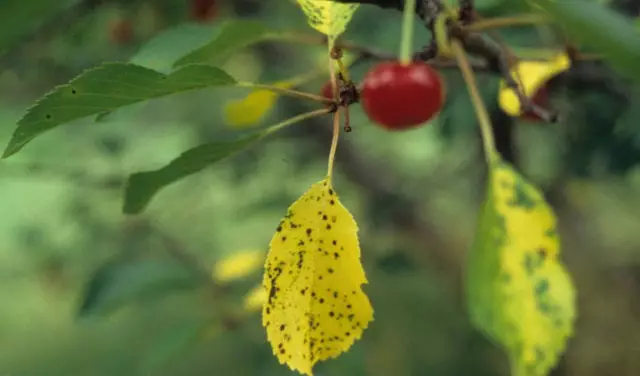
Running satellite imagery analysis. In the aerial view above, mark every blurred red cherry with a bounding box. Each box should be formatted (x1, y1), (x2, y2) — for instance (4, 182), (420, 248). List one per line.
(521, 85), (550, 122)
(190, 0), (219, 23)
(321, 80), (336, 101)
(109, 17), (134, 45)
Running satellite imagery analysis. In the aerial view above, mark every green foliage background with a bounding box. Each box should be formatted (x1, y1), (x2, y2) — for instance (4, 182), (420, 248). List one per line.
(1, 0), (639, 375)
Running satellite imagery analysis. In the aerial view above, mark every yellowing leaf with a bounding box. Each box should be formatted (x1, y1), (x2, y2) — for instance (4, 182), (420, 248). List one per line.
(244, 284), (268, 312)
(467, 158), (576, 376)
(213, 250), (264, 282)
(262, 178), (373, 376)
(296, 0), (359, 40)
(224, 82), (293, 128)
(498, 53), (570, 116)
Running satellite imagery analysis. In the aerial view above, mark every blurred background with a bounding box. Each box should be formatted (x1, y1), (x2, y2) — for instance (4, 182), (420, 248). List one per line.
(0, 0), (639, 375)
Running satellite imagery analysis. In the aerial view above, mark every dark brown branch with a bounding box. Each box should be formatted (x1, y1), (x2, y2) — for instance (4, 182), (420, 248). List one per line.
(417, 0), (445, 28)
(612, 0), (640, 15)
(458, 0), (476, 24)
(448, 24), (558, 123)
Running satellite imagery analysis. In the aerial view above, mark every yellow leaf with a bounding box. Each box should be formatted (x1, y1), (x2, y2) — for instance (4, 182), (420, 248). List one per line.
(224, 82), (294, 128)
(213, 249), (264, 283)
(244, 284), (268, 312)
(296, 0), (359, 40)
(498, 53), (570, 116)
(262, 178), (373, 376)
(467, 158), (576, 376)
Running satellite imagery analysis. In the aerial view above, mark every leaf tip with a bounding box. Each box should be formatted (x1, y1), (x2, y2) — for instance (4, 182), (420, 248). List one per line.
(2, 147), (14, 159)
(122, 172), (153, 215)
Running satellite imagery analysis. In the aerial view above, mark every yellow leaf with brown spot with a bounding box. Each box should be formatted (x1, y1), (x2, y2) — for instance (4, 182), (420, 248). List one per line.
(467, 157), (576, 376)
(296, 0), (359, 40)
(498, 53), (570, 117)
(262, 177), (373, 376)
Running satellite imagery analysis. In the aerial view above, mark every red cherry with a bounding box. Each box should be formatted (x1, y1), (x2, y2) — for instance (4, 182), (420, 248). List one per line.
(520, 85), (549, 122)
(109, 18), (134, 45)
(361, 61), (445, 130)
(321, 81), (335, 102)
(190, 0), (219, 22)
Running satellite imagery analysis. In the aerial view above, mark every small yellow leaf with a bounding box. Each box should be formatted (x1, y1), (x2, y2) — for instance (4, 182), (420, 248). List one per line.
(296, 0), (359, 40)
(244, 284), (268, 312)
(213, 249), (264, 283)
(498, 53), (570, 116)
(262, 178), (373, 376)
(468, 158), (576, 376)
(224, 82), (293, 128)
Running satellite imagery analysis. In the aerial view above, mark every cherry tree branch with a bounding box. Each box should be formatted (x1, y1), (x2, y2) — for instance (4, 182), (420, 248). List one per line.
(458, 0), (476, 24)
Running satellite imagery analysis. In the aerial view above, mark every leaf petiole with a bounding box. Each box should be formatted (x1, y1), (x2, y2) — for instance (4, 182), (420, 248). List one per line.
(265, 108), (332, 136)
(327, 43), (341, 180)
(326, 111), (341, 179)
(236, 82), (333, 104)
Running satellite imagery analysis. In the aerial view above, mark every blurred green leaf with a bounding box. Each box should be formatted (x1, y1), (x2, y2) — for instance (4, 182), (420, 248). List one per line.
(123, 107), (328, 214)
(123, 133), (262, 214)
(130, 23), (216, 73)
(439, 76), (499, 140)
(143, 321), (209, 373)
(2, 63), (236, 158)
(78, 259), (203, 317)
(467, 157), (576, 376)
(0, 0), (74, 58)
(533, 0), (640, 82)
(173, 20), (275, 68)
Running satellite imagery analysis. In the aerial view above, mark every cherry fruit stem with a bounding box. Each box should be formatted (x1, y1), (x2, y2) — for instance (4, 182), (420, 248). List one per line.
(400, 0), (418, 64)
(265, 108), (331, 136)
(451, 40), (498, 165)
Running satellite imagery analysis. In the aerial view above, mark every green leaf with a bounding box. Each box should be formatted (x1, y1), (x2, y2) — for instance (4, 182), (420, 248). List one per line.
(3, 63), (236, 158)
(173, 20), (274, 68)
(0, 0), (72, 57)
(124, 133), (263, 214)
(533, 0), (640, 82)
(78, 259), (203, 317)
(467, 157), (576, 376)
(130, 23), (215, 73)
(123, 108), (329, 214)
(143, 322), (209, 372)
